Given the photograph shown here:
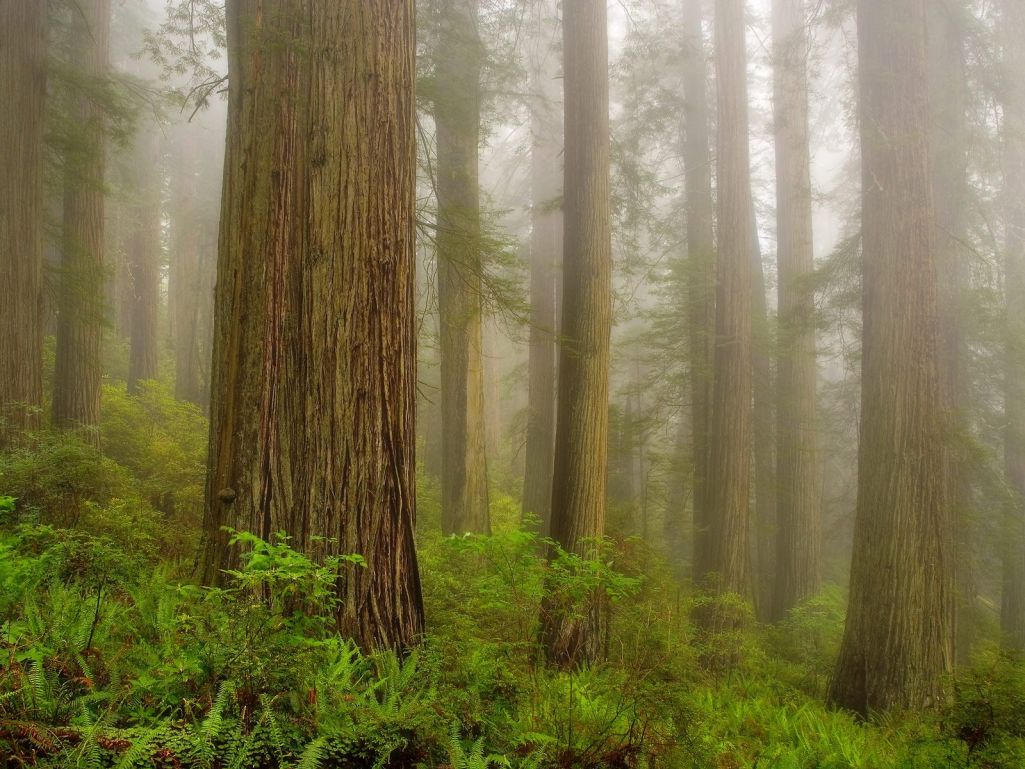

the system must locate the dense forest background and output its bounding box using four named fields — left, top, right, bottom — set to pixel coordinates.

left=4, top=0, right=1025, bottom=766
